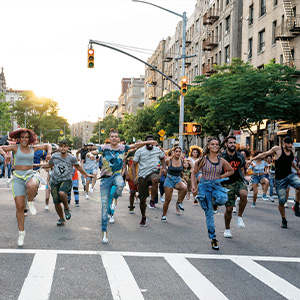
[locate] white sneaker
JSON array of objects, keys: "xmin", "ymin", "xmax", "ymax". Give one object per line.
[
  {"xmin": 284, "ymin": 203, "xmax": 289, "ymax": 208},
  {"xmin": 160, "ymin": 195, "xmax": 165, "ymax": 203},
  {"xmin": 27, "ymin": 202, "xmax": 37, "ymax": 215},
  {"xmin": 236, "ymin": 216, "xmax": 245, "ymax": 228},
  {"xmin": 262, "ymin": 195, "xmax": 268, "ymax": 201},
  {"xmin": 85, "ymin": 193, "xmax": 89, "ymax": 200},
  {"xmin": 101, "ymin": 232, "xmax": 108, "ymax": 244},
  {"xmin": 233, "ymin": 206, "xmax": 237, "ymax": 213},
  {"xmin": 223, "ymin": 229, "xmax": 232, "ymax": 238},
  {"xmin": 89, "ymin": 187, "xmax": 94, "ymax": 193},
  {"xmin": 270, "ymin": 196, "xmax": 274, "ymax": 202},
  {"xmin": 110, "ymin": 199, "xmax": 116, "ymax": 210},
  {"xmin": 45, "ymin": 205, "xmax": 49, "ymax": 210},
  {"xmin": 18, "ymin": 231, "xmax": 26, "ymax": 246},
  {"xmin": 109, "ymin": 215, "xmax": 115, "ymax": 224}
]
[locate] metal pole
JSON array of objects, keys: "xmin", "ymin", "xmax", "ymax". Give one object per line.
[
  {"xmin": 63, "ymin": 124, "xmax": 65, "ymax": 139},
  {"xmin": 25, "ymin": 108, "xmax": 27, "ymax": 128},
  {"xmin": 98, "ymin": 120, "xmax": 101, "ymax": 145},
  {"xmin": 179, "ymin": 12, "xmax": 187, "ymax": 149}
]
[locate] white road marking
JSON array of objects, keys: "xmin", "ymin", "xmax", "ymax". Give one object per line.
[
  {"xmin": 231, "ymin": 257, "xmax": 300, "ymax": 300},
  {"xmin": 102, "ymin": 252, "xmax": 144, "ymax": 300},
  {"xmin": 165, "ymin": 254, "xmax": 229, "ymax": 300},
  {"xmin": 18, "ymin": 251, "xmax": 57, "ymax": 300}
]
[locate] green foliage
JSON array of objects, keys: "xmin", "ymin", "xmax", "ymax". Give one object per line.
[{"xmin": 0, "ymin": 92, "xmax": 12, "ymax": 134}]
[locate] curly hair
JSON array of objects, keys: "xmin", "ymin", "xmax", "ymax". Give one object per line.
[
  {"xmin": 188, "ymin": 145, "xmax": 203, "ymax": 158},
  {"xmin": 9, "ymin": 128, "xmax": 37, "ymax": 144}
]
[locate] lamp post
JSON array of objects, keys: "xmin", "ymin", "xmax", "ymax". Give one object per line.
[{"xmin": 132, "ymin": 0, "xmax": 187, "ymax": 149}]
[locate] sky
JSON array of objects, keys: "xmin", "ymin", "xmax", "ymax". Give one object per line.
[{"xmin": 0, "ymin": 0, "xmax": 197, "ymax": 125}]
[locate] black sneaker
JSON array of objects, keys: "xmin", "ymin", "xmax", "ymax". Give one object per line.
[
  {"xmin": 211, "ymin": 239, "xmax": 219, "ymax": 250},
  {"xmin": 139, "ymin": 217, "xmax": 147, "ymax": 227},
  {"xmin": 64, "ymin": 208, "xmax": 71, "ymax": 220},
  {"xmin": 176, "ymin": 202, "xmax": 184, "ymax": 212},
  {"xmin": 281, "ymin": 218, "xmax": 288, "ymax": 228},
  {"xmin": 57, "ymin": 218, "xmax": 65, "ymax": 226},
  {"xmin": 292, "ymin": 203, "xmax": 300, "ymax": 217}
]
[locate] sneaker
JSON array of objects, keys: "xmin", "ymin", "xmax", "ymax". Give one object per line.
[
  {"xmin": 110, "ymin": 199, "xmax": 117, "ymax": 210},
  {"xmin": 223, "ymin": 229, "xmax": 232, "ymax": 238},
  {"xmin": 128, "ymin": 205, "xmax": 135, "ymax": 214},
  {"xmin": 270, "ymin": 196, "xmax": 274, "ymax": 203},
  {"xmin": 251, "ymin": 203, "xmax": 256, "ymax": 208},
  {"xmin": 75, "ymin": 202, "xmax": 80, "ymax": 207},
  {"xmin": 236, "ymin": 216, "xmax": 245, "ymax": 228},
  {"xmin": 89, "ymin": 186, "xmax": 94, "ymax": 193},
  {"xmin": 193, "ymin": 199, "xmax": 199, "ymax": 205},
  {"xmin": 211, "ymin": 239, "xmax": 219, "ymax": 250},
  {"xmin": 213, "ymin": 204, "xmax": 218, "ymax": 214},
  {"xmin": 139, "ymin": 217, "xmax": 147, "ymax": 227},
  {"xmin": 284, "ymin": 203, "xmax": 289, "ymax": 208},
  {"xmin": 176, "ymin": 202, "xmax": 184, "ymax": 212},
  {"xmin": 161, "ymin": 215, "xmax": 167, "ymax": 222},
  {"xmin": 109, "ymin": 215, "xmax": 115, "ymax": 224},
  {"xmin": 281, "ymin": 218, "xmax": 288, "ymax": 228},
  {"xmin": 160, "ymin": 195, "xmax": 165, "ymax": 203},
  {"xmin": 293, "ymin": 203, "xmax": 300, "ymax": 217},
  {"xmin": 262, "ymin": 194, "xmax": 268, "ymax": 201},
  {"xmin": 233, "ymin": 206, "xmax": 237, "ymax": 213},
  {"xmin": 45, "ymin": 205, "xmax": 49, "ymax": 210},
  {"xmin": 64, "ymin": 208, "xmax": 71, "ymax": 220},
  {"xmin": 57, "ymin": 218, "xmax": 65, "ymax": 226},
  {"xmin": 148, "ymin": 201, "xmax": 156, "ymax": 209},
  {"xmin": 101, "ymin": 232, "xmax": 108, "ymax": 244},
  {"xmin": 85, "ymin": 193, "xmax": 89, "ymax": 200},
  {"xmin": 24, "ymin": 209, "xmax": 27, "ymax": 216},
  {"xmin": 27, "ymin": 201, "xmax": 37, "ymax": 215},
  {"xmin": 18, "ymin": 231, "xmax": 25, "ymax": 247}
]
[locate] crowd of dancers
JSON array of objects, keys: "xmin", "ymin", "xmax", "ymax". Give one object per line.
[{"xmin": 0, "ymin": 128, "xmax": 299, "ymax": 249}]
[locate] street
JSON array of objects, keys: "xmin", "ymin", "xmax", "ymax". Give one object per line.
[{"xmin": 0, "ymin": 173, "xmax": 300, "ymax": 300}]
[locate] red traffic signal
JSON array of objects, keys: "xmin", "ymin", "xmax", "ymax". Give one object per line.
[
  {"xmin": 181, "ymin": 76, "xmax": 188, "ymax": 96},
  {"xmin": 88, "ymin": 49, "xmax": 94, "ymax": 68}
]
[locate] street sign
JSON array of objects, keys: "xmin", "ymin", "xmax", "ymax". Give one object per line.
[
  {"xmin": 234, "ymin": 130, "xmax": 241, "ymax": 135},
  {"xmin": 158, "ymin": 129, "xmax": 166, "ymax": 137},
  {"xmin": 160, "ymin": 137, "xmax": 164, "ymax": 141}
]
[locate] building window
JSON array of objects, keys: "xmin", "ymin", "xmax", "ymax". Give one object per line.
[
  {"xmin": 225, "ymin": 15, "xmax": 230, "ymax": 34},
  {"xmin": 219, "ymin": 50, "xmax": 222, "ymax": 65},
  {"xmin": 272, "ymin": 20, "xmax": 277, "ymax": 44},
  {"xmin": 196, "ymin": 19, "xmax": 200, "ymax": 33},
  {"xmin": 249, "ymin": 5, "xmax": 254, "ymax": 25},
  {"xmin": 280, "ymin": 54, "xmax": 283, "ymax": 64},
  {"xmin": 219, "ymin": 23, "xmax": 222, "ymax": 41},
  {"xmin": 195, "ymin": 42, "xmax": 199, "ymax": 54},
  {"xmin": 225, "ymin": 45, "xmax": 230, "ymax": 63},
  {"xmin": 258, "ymin": 29, "xmax": 265, "ymax": 52},
  {"xmin": 273, "ymin": 0, "xmax": 278, "ymax": 7},
  {"xmin": 248, "ymin": 38, "xmax": 253, "ymax": 59},
  {"xmin": 225, "ymin": 0, "xmax": 229, "ymax": 6},
  {"xmin": 260, "ymin": 0, "xmax": 266, "ymax": 17},
  {"xmin": 195, "ymin": 65, "xmax": 199, "ymax": 76}
]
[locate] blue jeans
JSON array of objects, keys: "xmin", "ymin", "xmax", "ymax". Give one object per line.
[
  {"xmin": 100, "ymin": 174, "xmax": 124, "ymax": 232},
  {"xmin": 275, "ymin": 173, "xmax": 300, "ymax": 204},
  {"xmin": 196, "ymin": 178, "xmax": 229, "ymax": 239},
  {"xmin": 269, "ymin": 177, "xmax": 275, "ymax": 196},
  {"xmin": 68, "ymin": 179, "xmax": 79, "ymax": 203},
  {"xmin": 108, "ymin": 186, "xmax": 117, "ymax": 215}
]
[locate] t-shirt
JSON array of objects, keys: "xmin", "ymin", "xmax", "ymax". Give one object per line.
[
  {"xmin": 84, "ymin": 155, "xmax": 98, "ymax": 170},
  {"xmin": 96, "ymin": 144, "xmax": 130, "ymax": 177},
  {"xmin": 248, "ymin": 160, "xmax": 268, "ymax": 174},
  {"xmin": 80, "ymin": 148, "xmax": 89, "ymax": 163},
  {"xmin": 133, "ymin": 146, "xmax": 165, "ymax": 178},
  {"xmin": 187, "ymin": 157, "xmax": 197, "ymax": 168},
  {"xmin": 125, "ymin": 149, "xmax": 139, "ymax": 180},
  {"xmin": 33, "ymin": 150, "xmax": 47, "ymax": 170},
  {"xmin": 221, "ymin": 151, "xmax": 245, "ymax": 184},
  {"xmin": 49, "ymin": 153, "xmax": 79, "ymax": 183}
]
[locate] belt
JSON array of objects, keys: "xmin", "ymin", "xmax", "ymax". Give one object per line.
[{"xmin": 253, "ymin": 173, "xmax": 264, "ymax": 176}]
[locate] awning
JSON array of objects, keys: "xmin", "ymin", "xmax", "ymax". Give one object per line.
[{"xmin": 276, "ymin": 130, "xmax": 289, "ymax": 136}]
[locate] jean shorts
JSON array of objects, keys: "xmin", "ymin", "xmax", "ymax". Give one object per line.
[
  {"xmin": 252, "ymin": 174, "xmax": 266, "ymax": 184},
  {"xmin": 275, "ymin": 173, "xmax": 300, "ymax": 204},
  {"xmin": 164, "ymin": 174, "xmax": 182, "ymax": 188}
]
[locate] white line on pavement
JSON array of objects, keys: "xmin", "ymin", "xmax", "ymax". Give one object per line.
[
  {"xmin": 165, "ymin": 255, "xmax": 229, "ymax": 300},
  {"xmin": 102, "ymin": 252, "xmax": 144, "ymax": 300},
  {"xmin": 18, "ymin": 251, "xmax": 57, "ymax": 300},
  {"xmin": 230, "ymin": 257, "xmax": 300, "ymax": 300}
]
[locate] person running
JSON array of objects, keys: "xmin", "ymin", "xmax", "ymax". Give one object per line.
[
  {"xmin": 188, "ymin": 145, "xmax": 203, "ymax": 205},
  {"xmin": 35, "ymin": 140, "xmax": 93, "ymax": 227},
  {"xmin": 161, "ymin": 146, "xmax": 187, "ymax": 222},
  {"xmin": 76, "ymin": 143, "xmax": 89, "ymax": 191},
  {"xmin": 88, "ymin": 129, "xmax": 156, "ymax": 243},
  {"xmin": 250, "ymin": 136, "xmax": 300, "ymax": 228},
  {"xmin": 248, "ymin": 151, "xmax": 269, "ymax": 207},
  {"xmin": 182, "ymin": 159, "xmax": 192, "ymax": 200},
  {"xmin": 132, "ymin": 134, "xmax": 166, "ymax": 227},
  {"xmin": 191, "ymin": 138, "xmax": 234, "ymax": 250},
  {"xmin": 221, "ymin": 136, "xmax": 249, "ymax": 238},
  {"xmin": 67, "ymin": 166, "xmax": 80, "ymax": 207},
  {"xmin": 0, "ymin": 128, "xmax": 51, "ymax": 246}
]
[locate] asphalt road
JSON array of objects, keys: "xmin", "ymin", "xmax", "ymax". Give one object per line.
[{"xmin": 0, "ymin": 172, "xmax": 299, "ymax": 300}]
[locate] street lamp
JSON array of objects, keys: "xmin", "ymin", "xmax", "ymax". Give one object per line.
[{"xmin": 132, "ymin": 0, "xmax": 187, "ymax": 148}]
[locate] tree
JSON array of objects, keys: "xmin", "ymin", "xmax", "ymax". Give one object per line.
[{"xmin": 0, "ymin": 93, "xmax": 11, "ymax": 135}]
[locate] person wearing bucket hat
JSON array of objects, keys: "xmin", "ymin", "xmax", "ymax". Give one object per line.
[{"xmin": 0, "ymin": 128, "xmax": 52, "ymax": 247}]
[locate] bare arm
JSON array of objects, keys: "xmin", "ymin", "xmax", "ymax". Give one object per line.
[
  {"xmin": 33, "ymin": 144, "xmax": 52, "ymax": 160},
  {"xmin": 0, "ymin": 145, "xmax": 18, "ymax": 158},
  {"xmin": 220, "ymin": 158, "xmax": 234, "ymax": 178},
  {"xmin": 250, "ymin": 146, "xmax": 280, "ymax": 162},
  {"xmin": 74, "ymin": 164, "xmax": 93, "ymax": 178},
  {"xmin": 131, "ymin": 161, "xmax": 139, "ymax": 185},
  {"xmin": 129, "ymin": 140, "xmax": 157, "ymax": 149}
]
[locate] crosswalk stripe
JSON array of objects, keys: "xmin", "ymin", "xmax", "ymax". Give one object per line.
[
  {"xmin": 230, "ymin": 257, "xmax": 300, "ymax": 300},
  {"xmin": 101, "ymin": 252, "xmax": 144, "ymax": 300},
  {"xmin": 18, "ymin": 251, "xmax": 57, "ymax": 300},
  {"xmin": 165, "ymin": 255, "xmax": 229, "ymax": 300}
]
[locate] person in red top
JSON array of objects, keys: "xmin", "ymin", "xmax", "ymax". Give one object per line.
[{"xmin": 67, "ymin": 166, "xmax": 80, "ymax": 207}]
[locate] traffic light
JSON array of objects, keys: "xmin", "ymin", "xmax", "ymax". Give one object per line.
[
  {"xmin": 88, "ymin": 49, "xmax": 94, "ymax": 68},
  {"xmin": 181, "ymin": 76, "xmax": 187, "ymax": 96},
  {"xmin": 192, "ymin": 124, "xmax": 202, "ymax": 135},
  {"xmin": 183, "ymin": 122, "xmax": 202, "ymax": 135},
  {"xmin": 60, "ymin": 130, "xmax": 63, "ymax": 135}
]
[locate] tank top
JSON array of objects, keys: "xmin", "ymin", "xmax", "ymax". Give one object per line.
[
  {"xmin": 168, "ymin": 159, "xmax": 183, "ymax": 176},
  {"xmin": 200, "ymin": 156, "xmax": 223, "ymax": 180},
  {"xmin": 275, "ymin": 147, "xmax": 294, "ymax": 180},
  {"xmin": 14, "ymin": 145, "xmax": 34, "ymax": 166}
]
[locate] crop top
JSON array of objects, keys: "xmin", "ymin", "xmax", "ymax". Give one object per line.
[{"xmin": 14, "ymin": 145, "xmax": 34, "ymax": 166}]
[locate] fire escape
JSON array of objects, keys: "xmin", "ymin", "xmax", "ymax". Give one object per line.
[
  {"xmin": 202, "ymin": 7, "xmax": 219, "ymax": 76},
  {"xmin": 275, "ymin": 0, "xmax": 300, "ymax": 67}
]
